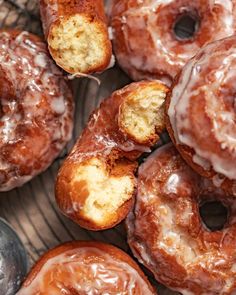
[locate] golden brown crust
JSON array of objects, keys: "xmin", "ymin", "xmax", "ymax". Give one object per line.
[
  {"xmin": 165, "ymin": 76, "xmax": 214, "ymax": 179},
  {"xmin": 40, "ymin": 0, "xmax": 108, "ymax": 36},
  {"xmin": 165, "ymin": 37, "xmax": 236, "ymax": 193},
  {"xmin": 166, "ymin": 98, "xmax": 235, "ymax": 195},
  {"xmin": 19, "ymin": 241, "xmax": 156, "ymax": 294},
  {"xmin": 119, "ymin": 82, "xmax": 168, "ymax": 146},
  {"xmin": 111, "ymin": 0, "xmax": 236, "ymax": 84},
  {"xmin": 127, "ymin": 144, "xmax": 236, "ymax": 294},
  {"xmin": 56, "ymin": 80, "xmax": 169, "ymax": 231},
  {"xmin": 40, "ymin": 0, "xmax": 112, "ymax": 74},
  {"xmin": 56, "ymin": 157, "xmax": 137, "ymax": 230},
  {"xmin": 0, "ymin": 29, "xmax": 74, "ymax": 191}
]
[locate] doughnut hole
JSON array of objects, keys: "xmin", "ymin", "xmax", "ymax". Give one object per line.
[
  {"xmin": 174, "ymin": 13, "xmax": 200, "ymax": 40},
  {"xmin": 48, "ymin": 14, "xmax": 110, "ymax": 74},
  {"xmin": 57, "ymin": 157, "xmax": 137, "ymax": 230},
  {"xmin": 119, "ymin": 83, "xmax": 168, "ymax": 144},
  {"xmin": 199, "ymin": 200, "xmax": 228, "ymax": 231}
]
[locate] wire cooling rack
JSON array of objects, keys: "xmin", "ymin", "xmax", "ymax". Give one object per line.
[{"xmin": 0, "ymin": 1, "xmax": 174, "ymax": 294}]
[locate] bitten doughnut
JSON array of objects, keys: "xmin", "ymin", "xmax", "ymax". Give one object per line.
[
  {"xmin": 56, "ymin": 80, "xmax": 169, "ymax": 230},
  {"xmin": 166, "ymin": 35, "xmax": 236, "ymax": 191},
  {"xmin": 0, "ymin": 30, "xmax": 74, "ymax": 191},
  {"xmin": 127, "ymin": 144, "xmax": 236, "ymax": 294},
  {"xmin": 17, "ymin": 241, "xmax": 156, "ymax": 294},
  {"xmin": 40, "ymin": 0, "xmax": 113, "ymax": 75},
  {"xmin": 111, "ymin": 0, "xmax": 236, "ymax": 84}
]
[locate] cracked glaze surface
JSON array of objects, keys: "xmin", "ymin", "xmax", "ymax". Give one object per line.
[
  {"xmin": 168, "ymin": 35, "xmax": 236, "ymax": 183},
  {"xmin": 17, "ymin": 242, "xmax": 155, "ymax": 295},
  {"xmin": 0, "ymin": 30, "xmax": 74, "ymax": 191},
  {"xmin": 127, "ymin": 144, "xmax": 236, "ymax": 294},
  {"xmin": 111, "ymin": 0, "xmax": 236, "ymax": 84}
]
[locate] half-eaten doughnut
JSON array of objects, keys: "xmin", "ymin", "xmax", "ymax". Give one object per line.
[{"xmin": 56, "ymin": 80, "xmax": 169, "ymax": 230}]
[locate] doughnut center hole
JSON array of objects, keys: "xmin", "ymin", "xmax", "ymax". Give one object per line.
[
  {"xmin": 174, "ymin": 14, "xmax": 199, "ymax": 40},
  {"xmin": 199, "ymin": 201, "xmax": 228, "ymax": 231}
]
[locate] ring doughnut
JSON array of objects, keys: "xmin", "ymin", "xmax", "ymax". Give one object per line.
[
  {"xmin": 166, "ymin": 35, "xmax": 236, "ymax": 192},
  {"xmin": 17, "ymin": 241, "xmax": 155, "ymax": 294},
  {"xmin": 0, "ymin": 30, "xmax": 74, "ymax": 191},
  {"xmin": 111, "ymin": 0, "xmax": 236, "ymax": 84},
  {"xmin": 56, "ymin": 80, "xmax": 169, "ymax": 230},
  {"xmin": 127, "ymin": 143, "xmax": 236, "ymax": 294},
  {"xmin": 40, "ymin": 0, "xmax": 113, "ymax": 75}
]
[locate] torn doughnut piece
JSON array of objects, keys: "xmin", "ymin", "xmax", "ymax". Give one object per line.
[
  {"xmin": 40, "ymin": 0, "xmax": 113, "ymax": 75},
  {"xmin": 56, "ymin": 81, "xmax": 169, "ymax": 230}
]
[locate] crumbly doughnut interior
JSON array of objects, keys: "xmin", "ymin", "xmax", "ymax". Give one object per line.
[
  {"xmin": 74, "ymin": 158, "xmax": 134, "ymax": 226},
  {"xmin": 120, "ymin": 86, "xmax": 166, "ymax": 143},
  {"xmin": 49, "ymin": 14, "xmax": 108, "ymax": 73}
]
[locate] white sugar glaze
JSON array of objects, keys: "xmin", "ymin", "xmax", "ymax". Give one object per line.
[
  {"xmin": 17, "ymin": 247, "xmax": 153, "ymax": 295},
  {"xmin": 0, "ymin": 31, "xmax": 73, "ymax": 191},
  {"xmin": 127, "ymin": 144, "xmax": 236, "ymax": 294},
  {"xmin": 168, "ymin": 36, "xmax": 236, "ymax": 180},
  {"xmin": 69, "ymin": 108, "xmax": 151, "ymax": 165},
  {"xmin": 68, "ymin": 81, "xmax": 161, "ymax": 165},
  {"xmin": 111, "ymin": 0, "xmax": 236, "ymax": 82}
]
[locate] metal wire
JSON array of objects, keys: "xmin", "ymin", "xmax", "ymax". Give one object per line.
[{"xmin": 0, "ymin": 0, "xmax": 41, "ymax": 34}]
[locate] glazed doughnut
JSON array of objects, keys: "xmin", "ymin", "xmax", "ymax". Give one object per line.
[
  {"xmin": 166, "ymin": 35, "xmax": 236, "ymax": 192},
  {"xmin": 17, "ymin": 241, "xmax": 156, "ymax": 294},
  {"xmin": 0, "ymin": 30, "xmax": 74, "ymax": 191},
  {"xmin": 40, "ymin": 0, "xmax": 113, "ymax": 75},
  {"xmin": 56, "ymin": 80, "xmax": 169, "ymax": 230},
  {"xmin": 127, "ymin": 143, "xmax": 236, "ymax": 294},
  {"xmin": 111, "ymin": 0, "xmax": 236, "ymax": 84}
]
